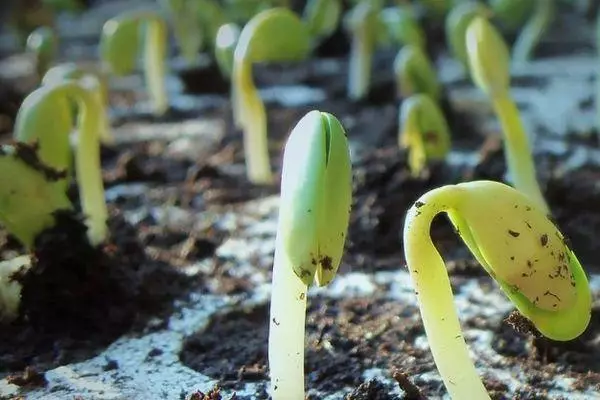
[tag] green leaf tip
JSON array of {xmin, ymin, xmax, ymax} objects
[
  {"xmin": 445, "ymin": 2, "xmax": 491, "ymax": 71},
  {"xmin": 278, "ymin": 111, "xmax": 352, "ymax": 286},
  {"xmin": 303, "ymin": 0, "xmax": 341, "ymax": 41},
  {"xmin": 394, "ymin": 45, "xmax": 441, "ymax": 101},
  {"xmin": 0, "ymin": 143, "xmax": 72, "ymax": 250},
  {"xmin": 466, "ymin": 16, "xmax": 510, "ymax": 97},
  {"xmin": 399, "ymin": 93, "xmax": 451, "ymax": 176},
  {"xmin": 234, "ymin": 8, "xmax": 311, "ymax": 64}
]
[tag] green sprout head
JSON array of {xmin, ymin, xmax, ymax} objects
[
  {"xmin": 26, "ymin": 25, "xmax": 58, "ymax": 79},
  {"xmin": 303, "ymin": 0, "xmax": 342, "ymax": 43},
  {"xmin": 379, "ymin": 6, "xmax": 426, "ymax": 50},
  {"xmin": 42, "ymin": 62, "xmax": 113, "ymax": 144},
  {"xmin": 445, "ymin": 2, "xmax": 490, "ymax": 72},
  {"xmin": 233, "ymin": 8, "xmax": 310, "ymax": 184},
  {"xmin": 269, "ymin": 111, "xmax": 352, "ymax": 399},
  {"xmin": 466, "ymin": 16, "xmax": 548, "ymax": 213},
  {"xmin": 403, "ymin": 180, "xmax": 591, "ymax": 399},
  {"xmin": 214, "ymin": 23, "xmax": 241, "ymax": 79},
  {"xmin": 0, "ymin": 143, "xmax": 72, "ymax": 250},
  {"xmin": 399, "ymin": 93, "xmax": 450, "ymax": 176},
  {"xmin": 100, "ymin": 11, "xmax": 168, "ymax": 116},
  {"xmin": 394, "ymin": 44, "xmax": 441, "ymax": 101},
  {"xmin": 14, "ymin": 81, "xmax": 108, "ymax": 245},
  {"xmin": 344, "ymin": 1, "xmax": 380, "ymax": 100}
]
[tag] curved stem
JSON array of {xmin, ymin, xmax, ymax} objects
[
  {"xmin": 348, "ymin": 21, "xmax": 372, "ymax": 100},
  {"xmin": 59, "ymin": 82, "xmax": 108, "ymax": 245},
  {"xmin": 403, "ymin": 186, "xmax": 489, "ymax": 399},
  {"xmin": 512, "ymin": 0, "xmax": 554, "ymax": 64},
  {"xmin": 143, "ymin": 16, "xmax": 169, "ymax": 115},
  {"xmin": 234, "ymin": 59, "xmax": 272, "ymax": 184},
  {"xmin": 492, "ymin": 94, "xmax": 548, "ymax": 213},
  {"xmin": 269, "ymin": 233, "xmax": 307, "ymax": 400}
]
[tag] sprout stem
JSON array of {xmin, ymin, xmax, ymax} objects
[
  {"xmin": 403, "ymin": 186, "xmax": 490, "ymax": 399},
  {"xmin": 512, "ymin": 0, "xmax": 554, "ymax": 64},
  {"xmin": 348, "ymin": 19, "xmax": 373, "ymax": 100},
  {"xmin": 268, "ymin": 233, "xmax": 307, "ymax": 400},
  {"xmin": 143, "ymin": 16, "xmax": 169, "ymax": 115},
  {"xmin": 491, "ymin": 94, "xmax": 548, "ymax": 213},
  {"xmin": 233, "ymin": 60, "xmax": 271, "ymax": 184}
]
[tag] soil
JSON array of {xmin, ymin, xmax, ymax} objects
[{"xmin": 1, "ymin": 0, "xmax": 600, "ymax": 399}]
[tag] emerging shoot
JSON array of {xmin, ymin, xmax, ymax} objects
[
  {"xmin": 303, "ymin": 0, "xmax": 342, "ymax": 42},
  {"xmin": 233, "ymin": 8, "xmax": 310, "ymax": 184},
  {"xmin": 100, "ymin": 11, "xmax": 169, "ymax": 115},
  {"xmin": 14, "ymin": 81, "xmax": 108, "ymax": 245},
  {"xmin": 403, "ymin": 180, "xmax": 591, "ymax": 399},
  {"xmin": 215, "ymin": 23, "xmax": 241, "ymax": 79},
  {"xmin": 466, "ymin": 17, "xmax": 548, "ymax": 213},
  {"xmin": 26, "ymin": 25, "xmax": 58, "ymax": 79},
  {"xmin": 269, "ymin": 111, "xmax": 352, "ymax": 399},
  {"xmin": 445, "ymin": 2, "xmax": 490, "ymax": 72},
  {"xmin": 394, "ymin": 44, "xmax": 441, "ymax": 101},
  {"xmin": 344, "ymin": 1, "xmax": 381, "ymax": 100},
  {"xmin": 399, "ymin": 93, "xmax": 450, "ymax": 176}
]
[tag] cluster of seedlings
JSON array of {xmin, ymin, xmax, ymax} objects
[{"xmin": 0, "ymin": 0, "xmax": 597, "ymax": 399}]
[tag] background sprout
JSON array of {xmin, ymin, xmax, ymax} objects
[
  {"xmin": 511, "ymin": 0, "xmax": 555, "ymax": 64},
  {"xmin": 0, "ymin": 143, "xmax": 72, "ymax": 250},
  {"xmin": 42, "ymin": 62, "xmax": 113, "ymax": 144},
  {"xmin": 303, "ymin": 0, "xmax": 342, "ymax": 42},
  {"xmin": 159, "ymin": 0, "xmax": 204, "ymax": 63},
  {"xmin": 100, "ymin": 11, "xmax": 168, "ymax": 116},
  {"xmin": 466, "ymin": 16, "xmax": 548, "ymax": 213},
  {"xmin": 394, "ymin": 44, "xmax": 441, "ymax": 101},
  {"xmin": 445, "ymin": 1, "xmax": 490, "ymax": 72},
  {"xmin": 344, "ymin": 1, "xmax": 381, "ymax": 100},
  {"xmin": 403, "ymin": 180, "xmax": 592, "ymax": 399},
  {"xmin": 14, "ymin": 81, "xmax": 108, "ymax": 245},
  {"xmin": 214, "ymin": 23, "xmax": 241, "ymax": 79},
  {"xmin": 379, "ymin": 6, "xmax": 426, "ymax": 50},
  {"xmin": 26, "ymin": 25, "xmax": 58, "ymax": 80},
  {"xmin": 489, "ymin": 0, "xmax": 534, "ymax": 32},
  {"xmin": 233, "ymin": 8, "xmax": 310, "ymax": 184},
  {"xmin": 399, "ymin": 93, "xmax": 450, "ymax": 176},
  {"xmin": 269, "ymin": 110, "xmax": 352, "ymax": 400}
]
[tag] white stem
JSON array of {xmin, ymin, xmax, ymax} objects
[
  {"xmin": 348, "ymin": 23, "xmax": 372, "ymax": 100},
  {"xmin": 269, "ymin": 233, "xmax": 307, "ymax": 400}
]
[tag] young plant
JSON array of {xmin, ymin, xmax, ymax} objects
[
  {"xmin": 511, "ymin": 0, "xmax": 555, "ymax": 63},
  {"xmin": 466, "ymin": 17, "xmax": 549, "ymax": 213},
  {"xmin": 489, "ymin": 0, "xmax": 534, "ymax": 32},
  {"xmin": 13, "ymin": 81, "xmax": 108, "ymax": 245},
  {"xmin": 303, "ymin": 0, "xmax": 342, "ymax": 43},
  {"xmin": 100, "ymin": 11, "xmax": 168, "ymax": 116},
  {"xmin": 214, "ymin": 23, "xmax": 241, "ymax": 79},
  {"xmin": 394, "ymin": 44, "xmax": 441, "ymax": 101},
  {"xmin": 344, "ymin": 1, "xmax": 381, "ymax": 100},
  {"xmin": 399, "ymin": 93, "xmax": 450, "ymax": 176},
  {"xmin": 233, "ymin": 8, "xmax": 311, "ymax": 184},
  {"xmin": 42, "ymin": 62, "xmax": 113, "ymax": 144},
  {"xmin": 379, "ymin": 6, "xmax": 426, "ymax": 50},
  {"xmin": 26, "ymin": 25, "xmax": 58, "ymax": 79},
  {"xmin": 269, "ymin": 110, "xmax": 352, "ymax": 399},
  {"xmin": 403, "ymin": 180, "xmax": 592, "ymax": 399},
  {"xmin": 445, "ymin": 2, "xmax": 490, "ymax": 72}
]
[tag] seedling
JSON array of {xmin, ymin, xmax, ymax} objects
[
  {"xmin": 466, "ymin": 17, "xmax": 548, "ymax": 213},
  {"xmin": 489, "ymin": 0, "xmax": 534, "ymax": 32},
  {"xmin": 403, "ymin": 180, "xmax": 592, "ymax": 399},
  {"xmin": 394, "ymin": 44, "xmax": 441, "ymax": 101},
  {"xmin": 42, "ymin": 62, "xmax": 113, "ymax": 144},
  {"xmin": 233, "ymin": 8, "xmax": 310, "ymax": 184},
  {"xmin": 303, "ymin": 0, "xmax": 342, "ymax": 42},
  {"xmin": 14, "ymin": 81, "xmax": 108, "ymax": 245},
  {"xmin": 344, "ymin": 1, "xmax": 381, "ymax": 100},
  {"xmin": 215, "ymin": 23, "xmax": 241, "ymax": 78},
  {"xmin": 269, "ymin": 110, "xmax": 352, "ymax": 399},
  {"xmin": 379, "ymin": 6, "xmax": 425, "ymax": 50},
  {"xmin": 445, "ymin": 2, "xmax": 490, "ymax": 72},
  {"xmin": 100, "ymin": 11, "xmax": 168, "ymax": 115},
  {"xmin": 26, "ymin": 25, "xmax": 58, "ymax": 79},
  {"xmin": 511, "ymin": 0, "xmax": 555, "ymax": 63},
  {"xmin": 399, "ymin": 93, "xmax": 450, "ymax": 176}
]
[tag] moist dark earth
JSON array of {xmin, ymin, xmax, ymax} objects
[{"xmin": 1, "ymin": 0, "xmax": 600, "ymax": 399}]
